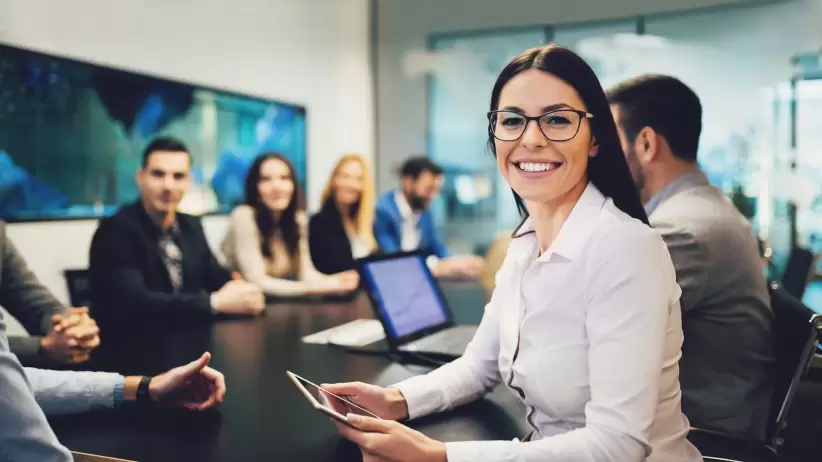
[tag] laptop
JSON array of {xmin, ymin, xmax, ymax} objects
[{"xmin": 356, "ymin": 251, "xmax": 478, "ymax": 360}]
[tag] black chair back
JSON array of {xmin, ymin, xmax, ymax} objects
[
  {"xmin": 64, "ymin": 268, "xmax": 93, "ymax": 308},
  {"xmin": 766, "ymin": 280, "xmax": 821, "ymax": 448},
  {"xmin": 781, "ymin": 247, "xmax": 815, "ymax": 299}
]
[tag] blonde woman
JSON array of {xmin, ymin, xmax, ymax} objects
[
  {"xmin": 309, "ymin": 154, "xmax": 378, "ymax": 274},
  {"xmin": 221, "ymin": 153, "xmax": 358, "ymax": 297}
]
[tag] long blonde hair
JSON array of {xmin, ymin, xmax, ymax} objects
[{"xmin": 320, "ymin": 153, "xmax": 377, "ymax": 250}]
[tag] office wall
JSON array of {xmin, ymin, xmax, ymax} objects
[
  {"xmin": 374, "ymin": 0, "xmax": 782, "ymax": 191},
  {"xmin": 0, "ymin": 0, "xmax": 373, "ymax": 303}
]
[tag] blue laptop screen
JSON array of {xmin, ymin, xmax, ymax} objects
[{"xmin": 361, "ymin": 255, "xmax": 448, "ymax": 338}]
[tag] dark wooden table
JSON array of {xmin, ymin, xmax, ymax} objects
[{"xmin": 49, "ymin": 282, "xmax": 527, "ymax": 461}]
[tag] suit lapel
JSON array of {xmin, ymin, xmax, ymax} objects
[{"xmin": 174, "ymin": 218, "xmax": 197, "ymax": 290}]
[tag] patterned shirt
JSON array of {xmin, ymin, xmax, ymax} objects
[{"xmin": 157, "ymin": 222, "xmax": 183, "ymax": 293}]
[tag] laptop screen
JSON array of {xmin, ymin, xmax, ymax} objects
[{"xmin": 360, "ymin": 255, "xmax": 449, "ymax": 338}]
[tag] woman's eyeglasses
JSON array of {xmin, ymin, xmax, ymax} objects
[{"xmin": 487, "ymin": 109, "xmax": 594, "ymax": 142}]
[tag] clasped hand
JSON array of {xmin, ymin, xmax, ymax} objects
[{"xmin": 41, "ymin": 307, "xmax": 100, "ymax": 364}]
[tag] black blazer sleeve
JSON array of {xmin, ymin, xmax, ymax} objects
[
  {"xmin": 193, "ymin": 219, "xmax": 232, "ymax": 292},
  {"xmin": 308, "ymin": 213, "xmax": 354, "ymax": 275},
  {"xmin": 89, "ymin": 220, "xmax": 214, "ymax": 320}
]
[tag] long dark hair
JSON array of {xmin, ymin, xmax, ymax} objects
[
  {"xmin": 488, "ymin": 44, "xmax": 649, "ymax": 231},
  {"xmin": 244, "ymin": 153, "xmax": 302, "ymax": 262}
]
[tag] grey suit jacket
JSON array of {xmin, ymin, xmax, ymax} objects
[
  {"xmin": 0, "ymin": 222, "xmax": 68, "ymax": 365},
  {"xmin": 648, "ymin": 171, "xmax": 775, "ymax": 441}
]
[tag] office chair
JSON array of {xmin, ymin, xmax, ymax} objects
[
  {"xmin": 782, "ymin": 247, "xmax": 817, "ymax": 300},
  {"xmin": 691, "ymin": 281, "xmax": 821, "ymax": 462},
  {"xmin": 64, "ymin": 268, "xmax": 93, "ymax": 308}
]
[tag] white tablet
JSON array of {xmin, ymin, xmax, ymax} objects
[{"xmin": 286, "ymin": 371, "xmax": 381, "ymax": 426}]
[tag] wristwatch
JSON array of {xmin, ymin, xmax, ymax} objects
[{"xmin": 136, "ymin": 376, "xmax": 153, "ymax": 405}]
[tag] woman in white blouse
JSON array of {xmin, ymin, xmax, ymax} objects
[
  {"xmin": 322, "ymin": 44, "xmax": 702, "ymax": 462},
  {"xmin": 221, "ymin": 153, "xmax": 358, "ymax": 297}
]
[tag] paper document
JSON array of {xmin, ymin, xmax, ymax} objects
[
  {"xmin": 301, "ymin": 319, "xmax": 385, "ymax": 347},
  {"xmin": 71, "ymin": 452, "xmax": 136, "ymax": 462}
]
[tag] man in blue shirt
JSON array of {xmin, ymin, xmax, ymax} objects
[{"xmin": 374, "ymin": 156, "xmax": 484, "ymax": 278}]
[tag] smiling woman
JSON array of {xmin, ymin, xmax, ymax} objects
[
  {"xmin": 220, "ymin": 153, "xmax": 360, "ymax": 298},
  {"xmin": 325, "ymin": 43, "xmax": 702, "ymax": 462},
  {"xmin": 487, "ymin": 44, "xmax": 648, "ymax": 232}
]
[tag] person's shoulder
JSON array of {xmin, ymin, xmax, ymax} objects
[
  {"xmin": 593, "ymin": 203, "xmax": 663, "ymax": 257},
  {"xmin": 309, "ymin": 207, "xmax": 330, "ymax": 228},
  {"xmin": 229, "ymin": 204, "xmax": 256, "ymax": 225},
  {"xmin": 96, "ymin": 202, "xmax": 140, "ymax": 233},
  {"xmin": 375, "ymin": 190, "xmax": 395, "ymax": 209},
  {"xmin": 653, "ymin": 188, "xmax": 751, "ymax": 245},
  {"xmin": 175, "ymin": 211, "xmax": 206, "ymax": 233}
]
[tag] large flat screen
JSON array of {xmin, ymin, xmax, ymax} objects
[{"xmin": 0, "ymin": 44, "xmax": 306, "ymax": 221}]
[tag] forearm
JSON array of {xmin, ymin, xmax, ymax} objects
[
  {"xmin": 444, "ymin": 426, "xmax": 646, "ymax": 462},
  {"xmin": 245, "ymin": 272, "xmax": 316, "ymax": 297},
  {"xmin": 24, "ymin": 368, "xmax": 124, "ymax": 416},
  {"xmin": 392, "ymin": 356, "xmax": 499, "ymax": 420},
  {"xmin": 95, "ymin": 282, "xmax": 214, "ymax": 320}
]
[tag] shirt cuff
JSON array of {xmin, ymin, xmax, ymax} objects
[
  {"xmin": 426, "ymin": 255, "xmax": 440, "ymax": 270},
  {"xmin": 113, "ymin": 377, "xmax": 125, "ymax": 408},
  {"xmin": 210, "ymin": 293, "xmax": 219, "ymax": 313},
  {"xmin": 391, "ymin": 374, "xmax": 447, "ymax": 420},
  {"xmin": 445, "ymin": 440, "xmax": 517, "ymax": 462},
  {"xmin": 7, "ymin": 335, "xmax": 45, "ymax": 367}
]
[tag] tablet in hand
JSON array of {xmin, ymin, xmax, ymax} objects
[{"xmin": 286, "ymin": 371, "xmax": 380, "ymax": 426}]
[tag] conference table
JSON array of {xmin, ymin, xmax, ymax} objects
[{"xmin": 49, "ymin": 282, "xmax": 528, "ymax": 461}]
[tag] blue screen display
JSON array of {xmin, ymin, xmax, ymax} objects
[
  {"xmin": 0, "ymin": 44, "xmax": 306, "ymax": 221},
  {"xmin": 362, "ymin": 256, "xmax": 448, "ymax": 338}
]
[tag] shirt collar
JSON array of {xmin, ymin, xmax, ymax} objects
[
  {"xmin": 394, "ymin": 189, "xmax": 418, "ymax": 222},
  {"xmin": 512, "ymin": 182, "xmax": 606, "ymax": 262},
  {"xmin": 645, "ymin": 169, "xmax": 709, "ymax": 216},
  {"xmin": 139, "ymin": 202, "xmax": 180, "ymax": 238}
]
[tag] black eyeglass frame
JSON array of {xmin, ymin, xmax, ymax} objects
[{"xmin": 486, "ymin": 109, "xmax": 595, "ymax": 142}]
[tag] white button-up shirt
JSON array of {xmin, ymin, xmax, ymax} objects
[
  {"xmin": 393, "ymin": 184, "xmax": 701, "ymax": 462},
  {"xmin": 394, "ymin": 190, "xmax": 421, "ymax": 251},
  {"xmin": 395, "ymin": 190, "xmax": 440, "ymax": 268}
]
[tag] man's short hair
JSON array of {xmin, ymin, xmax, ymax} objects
[
  {"xmin": 142, "ymin": 137, "xmax": 191, "ymax": 167},
  {"xmin": 400, "ymin": 156, "xmax": 443, "ymax": 180},
  {"xmin": 607, "ymin": 75, "xmax": 702, "ymax": 162}
]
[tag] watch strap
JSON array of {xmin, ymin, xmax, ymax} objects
[{"xmin": 136, "ymin": 376, "xmax": 153, "ymax": 405}]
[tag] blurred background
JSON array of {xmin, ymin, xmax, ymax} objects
[{"xmin": 0, "ymin": 0, "xmax": 821, "ymax": 310}]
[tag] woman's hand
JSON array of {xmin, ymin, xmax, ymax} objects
[
  {"xmin": 312, "ymin": 271, "xmax": 359, "ymax": 295},
  {"xmin": 320, "ymin": 382, "xmax": 408, "ymax": 421},
  {"xmin": 335, "ymin": 414, "xmax": 447, "ymax": 462}
]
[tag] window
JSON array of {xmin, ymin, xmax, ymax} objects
[{"xmin": 427, "ymin": 28, "xmax": 547, "ymax": 250}]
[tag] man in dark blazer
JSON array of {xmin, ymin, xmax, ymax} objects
[
  {"xmin": 89, "ymin": 137, "xmax": 264, "ymax": 330},
  {"xmin": 1, "ymin": 222, "xmax": 100, "ymax": 366}
]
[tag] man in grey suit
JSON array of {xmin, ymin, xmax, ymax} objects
[
  {"xmin": 608, "ymin": 75, "xmax": 775, "ymax": 441},
  {"xmin": 1, "ymin": 221, "xmax": 101, "ymax": 366}
]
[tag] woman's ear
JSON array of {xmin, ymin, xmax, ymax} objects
[{"xmin": 589, "ymin": 137, "xmax": 599, "ymax": 157}]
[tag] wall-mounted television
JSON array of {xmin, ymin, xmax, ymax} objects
[{"xmin": 0, "ymin": 43, "xmax": 307, "ymax": 221}]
